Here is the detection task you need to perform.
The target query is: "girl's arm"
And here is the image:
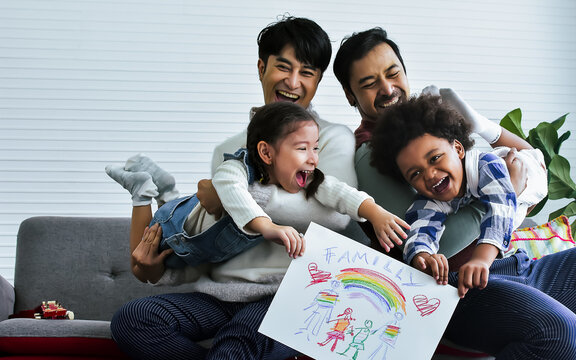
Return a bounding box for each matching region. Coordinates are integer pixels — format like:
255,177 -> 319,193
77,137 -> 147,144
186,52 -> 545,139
246,217 -> 305,258
357,199 -> 410,252
212,159 -> 270,234
213,159 -> 304,258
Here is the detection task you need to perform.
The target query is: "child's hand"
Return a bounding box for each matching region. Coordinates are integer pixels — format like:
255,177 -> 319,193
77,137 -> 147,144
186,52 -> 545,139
261,224 -> 305,259
411,253 -> 449,285
371,209 -> 410,252
457,259 -> 490,298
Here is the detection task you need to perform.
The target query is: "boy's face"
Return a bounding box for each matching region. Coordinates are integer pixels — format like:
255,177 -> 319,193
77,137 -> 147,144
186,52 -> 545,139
396,134 -> 466,202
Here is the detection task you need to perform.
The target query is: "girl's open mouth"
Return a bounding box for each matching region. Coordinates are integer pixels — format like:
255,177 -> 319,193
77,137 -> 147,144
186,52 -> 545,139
296,170 -> 312,187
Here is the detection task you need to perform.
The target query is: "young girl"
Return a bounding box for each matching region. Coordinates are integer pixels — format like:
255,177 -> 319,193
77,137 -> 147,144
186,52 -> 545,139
370,95 -> 547,298
107,101 -> 409,275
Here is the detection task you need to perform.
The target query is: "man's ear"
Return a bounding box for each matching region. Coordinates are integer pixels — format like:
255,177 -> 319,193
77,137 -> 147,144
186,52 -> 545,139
257,58 -> 266,81
454,140 -> 466,159
257,141 -> 273,165
344,88 -> 356,107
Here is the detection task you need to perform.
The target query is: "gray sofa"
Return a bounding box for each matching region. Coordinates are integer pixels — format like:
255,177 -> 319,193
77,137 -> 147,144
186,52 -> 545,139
0,216 -> 200,359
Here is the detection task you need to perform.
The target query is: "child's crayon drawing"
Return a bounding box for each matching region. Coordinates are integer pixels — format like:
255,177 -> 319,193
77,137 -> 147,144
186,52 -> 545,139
259,222 -> 460,360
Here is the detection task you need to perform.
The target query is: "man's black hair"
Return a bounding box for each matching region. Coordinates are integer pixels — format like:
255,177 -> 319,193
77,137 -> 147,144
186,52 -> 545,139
257,16 -> 332,74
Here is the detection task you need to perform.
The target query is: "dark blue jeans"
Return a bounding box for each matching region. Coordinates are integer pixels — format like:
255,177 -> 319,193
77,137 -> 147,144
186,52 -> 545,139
152,195 -> 262,268
446,248 -> 576,359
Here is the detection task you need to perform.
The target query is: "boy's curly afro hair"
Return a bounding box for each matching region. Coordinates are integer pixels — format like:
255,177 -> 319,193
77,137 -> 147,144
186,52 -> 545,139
370,95 -> 475,182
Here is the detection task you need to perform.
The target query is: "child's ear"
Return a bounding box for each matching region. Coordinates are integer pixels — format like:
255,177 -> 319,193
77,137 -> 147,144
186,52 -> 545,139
257,141 -> 274,165
454,140 -> 465,159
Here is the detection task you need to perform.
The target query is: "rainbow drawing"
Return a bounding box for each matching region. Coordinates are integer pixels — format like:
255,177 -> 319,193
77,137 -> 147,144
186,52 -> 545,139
336,267 -> 406,314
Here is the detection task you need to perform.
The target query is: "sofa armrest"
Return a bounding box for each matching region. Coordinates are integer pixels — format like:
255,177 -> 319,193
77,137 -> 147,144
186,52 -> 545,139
0,275 -> 15,321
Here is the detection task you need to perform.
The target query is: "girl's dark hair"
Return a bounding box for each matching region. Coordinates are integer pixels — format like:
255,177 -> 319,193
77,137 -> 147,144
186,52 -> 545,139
370,95 -> 475,181
247,102 -> 325,198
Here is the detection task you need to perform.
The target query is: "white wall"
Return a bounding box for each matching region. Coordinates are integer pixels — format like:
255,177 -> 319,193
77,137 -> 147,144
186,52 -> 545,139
1,0 -> 575,284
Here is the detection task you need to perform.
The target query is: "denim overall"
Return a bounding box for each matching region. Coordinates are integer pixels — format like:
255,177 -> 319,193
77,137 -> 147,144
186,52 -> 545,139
153,149 -> 263,268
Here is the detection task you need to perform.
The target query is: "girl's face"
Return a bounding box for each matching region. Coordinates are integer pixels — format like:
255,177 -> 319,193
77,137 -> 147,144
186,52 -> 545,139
261,121 -> 319,193
396,134 -> 466,202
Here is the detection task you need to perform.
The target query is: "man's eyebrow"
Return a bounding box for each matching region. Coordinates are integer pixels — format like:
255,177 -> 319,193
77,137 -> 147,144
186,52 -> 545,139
275,56 -> 292,66
275,56 -> 318,71
358,64 -> 400,85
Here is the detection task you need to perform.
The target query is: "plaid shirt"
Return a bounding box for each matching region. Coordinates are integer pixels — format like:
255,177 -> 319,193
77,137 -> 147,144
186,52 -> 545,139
403,151 -> 517,264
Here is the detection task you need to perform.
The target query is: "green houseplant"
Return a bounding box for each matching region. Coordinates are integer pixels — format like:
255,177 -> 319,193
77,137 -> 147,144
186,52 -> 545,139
499,109 -> 575,234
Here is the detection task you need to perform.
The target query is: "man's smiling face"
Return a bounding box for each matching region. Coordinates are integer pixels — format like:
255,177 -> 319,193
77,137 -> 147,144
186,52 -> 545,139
345,42 -> 410,123
258,44 -> 321,108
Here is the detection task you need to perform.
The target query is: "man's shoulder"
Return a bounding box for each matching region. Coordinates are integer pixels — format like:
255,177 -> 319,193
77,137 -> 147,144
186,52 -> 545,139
316,117 -> 353,135
214,129 -> 247,153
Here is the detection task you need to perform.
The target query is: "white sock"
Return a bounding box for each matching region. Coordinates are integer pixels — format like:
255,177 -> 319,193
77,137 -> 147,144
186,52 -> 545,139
105,165 -> 158,206
439,88 -> 502,144
124,154 -> 180,202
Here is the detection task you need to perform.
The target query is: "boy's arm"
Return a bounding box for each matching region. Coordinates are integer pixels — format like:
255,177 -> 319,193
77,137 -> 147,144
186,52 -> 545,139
457,243 -> 499,298
403,197 -> 449,265
474,153 -> 518,253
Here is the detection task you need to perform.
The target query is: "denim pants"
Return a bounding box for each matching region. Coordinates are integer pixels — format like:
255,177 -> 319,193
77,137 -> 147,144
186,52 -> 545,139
152,194 -> 263,268
445,248 -> 576,359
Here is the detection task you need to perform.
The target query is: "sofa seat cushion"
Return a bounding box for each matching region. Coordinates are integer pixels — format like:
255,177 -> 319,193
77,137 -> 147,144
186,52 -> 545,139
0,318 -> 127,358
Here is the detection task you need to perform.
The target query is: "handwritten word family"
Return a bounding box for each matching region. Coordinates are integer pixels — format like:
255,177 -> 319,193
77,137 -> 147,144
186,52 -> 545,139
321,247 -> 422,287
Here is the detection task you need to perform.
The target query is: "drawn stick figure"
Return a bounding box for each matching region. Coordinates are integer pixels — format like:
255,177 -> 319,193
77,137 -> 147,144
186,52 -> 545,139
368,312 -> 403,360
317,307 -> 355,352
296,280 -> 340,340
337,319 -> 376,360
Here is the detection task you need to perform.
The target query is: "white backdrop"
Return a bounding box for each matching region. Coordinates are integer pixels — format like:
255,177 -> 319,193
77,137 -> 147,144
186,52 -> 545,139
1,0 -> 575,283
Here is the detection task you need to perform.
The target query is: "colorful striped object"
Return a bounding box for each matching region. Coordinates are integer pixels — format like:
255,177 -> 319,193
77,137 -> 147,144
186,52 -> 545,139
504,215 -> 575,260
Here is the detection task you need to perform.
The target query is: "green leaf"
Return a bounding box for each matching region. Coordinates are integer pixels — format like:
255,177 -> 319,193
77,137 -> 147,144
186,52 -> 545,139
499,108 -> 526,139
548,155 -> 576,200
526,195 -> 548,217
550,113 -> 568,131
555,130 -> 571,154
528,122 -> 558,164
548,201 -> 576,221
548,206 -> 565,221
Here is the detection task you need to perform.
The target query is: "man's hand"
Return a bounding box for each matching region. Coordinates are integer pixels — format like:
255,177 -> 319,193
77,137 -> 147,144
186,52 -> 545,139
197,179 -> 224,220
503,148 -> 528,196
412,252 -> 449,285
132,223 -> 172,283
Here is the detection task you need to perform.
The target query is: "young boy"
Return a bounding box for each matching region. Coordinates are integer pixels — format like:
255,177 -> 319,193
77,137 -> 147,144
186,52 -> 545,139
370,95 -> 547,298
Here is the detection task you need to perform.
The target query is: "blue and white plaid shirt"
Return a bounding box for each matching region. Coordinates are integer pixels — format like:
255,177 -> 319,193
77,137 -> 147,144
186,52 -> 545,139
403,151 -> 517,264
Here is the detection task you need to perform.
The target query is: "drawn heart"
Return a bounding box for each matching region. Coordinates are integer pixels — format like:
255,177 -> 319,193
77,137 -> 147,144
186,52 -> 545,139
413,294 -> 440,317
